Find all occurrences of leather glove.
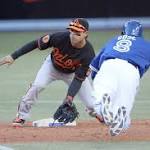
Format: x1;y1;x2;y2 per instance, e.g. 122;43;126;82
53;98;79;124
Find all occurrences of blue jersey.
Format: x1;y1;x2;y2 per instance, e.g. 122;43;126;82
90;35;150;78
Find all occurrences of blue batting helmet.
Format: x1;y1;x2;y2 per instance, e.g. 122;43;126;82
122;20;143;37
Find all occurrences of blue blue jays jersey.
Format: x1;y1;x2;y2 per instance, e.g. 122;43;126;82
90;35;150;78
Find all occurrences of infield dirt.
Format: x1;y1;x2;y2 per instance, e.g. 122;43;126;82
0;119;150;143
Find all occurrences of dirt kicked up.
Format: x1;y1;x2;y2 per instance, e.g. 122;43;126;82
0;120;150;143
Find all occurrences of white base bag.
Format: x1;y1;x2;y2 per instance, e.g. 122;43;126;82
32;117;77;127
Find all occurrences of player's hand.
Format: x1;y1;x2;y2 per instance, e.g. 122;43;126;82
53;99;79;124
0;55;15;66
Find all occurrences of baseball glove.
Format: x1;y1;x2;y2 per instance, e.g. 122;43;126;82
53;101;79;124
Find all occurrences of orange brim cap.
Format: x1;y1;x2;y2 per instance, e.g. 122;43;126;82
67;26;85;32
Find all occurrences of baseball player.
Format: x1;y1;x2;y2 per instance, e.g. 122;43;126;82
90;20;150;136
0;18;95;126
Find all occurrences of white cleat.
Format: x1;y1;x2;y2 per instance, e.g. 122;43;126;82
101;94;113;126
109;106;127;136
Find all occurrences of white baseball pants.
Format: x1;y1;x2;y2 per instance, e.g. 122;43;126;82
93;58;140;128
17;55;94;119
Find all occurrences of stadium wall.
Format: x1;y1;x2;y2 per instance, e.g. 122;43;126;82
0;17;150;32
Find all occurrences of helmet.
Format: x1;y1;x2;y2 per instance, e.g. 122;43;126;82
122;20;143;37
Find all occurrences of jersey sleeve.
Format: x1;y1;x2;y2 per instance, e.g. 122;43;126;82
11;40;38;60
89;48;104;79
37;32;67;50
38;33;59;50
37;34;51;50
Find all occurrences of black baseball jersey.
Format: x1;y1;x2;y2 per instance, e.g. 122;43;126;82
38;31;95;80
11;31;95;98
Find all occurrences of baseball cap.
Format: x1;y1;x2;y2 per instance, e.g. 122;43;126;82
67;18;89;32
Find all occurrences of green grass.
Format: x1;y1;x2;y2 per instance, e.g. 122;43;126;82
0;30;150;149
2;141;150;150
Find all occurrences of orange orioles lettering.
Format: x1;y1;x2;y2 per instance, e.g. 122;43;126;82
52;48;80;70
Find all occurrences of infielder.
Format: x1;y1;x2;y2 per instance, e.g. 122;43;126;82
90;20;150;136
0;18;95;126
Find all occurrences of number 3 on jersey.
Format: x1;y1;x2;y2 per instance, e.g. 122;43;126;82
113;39;132;52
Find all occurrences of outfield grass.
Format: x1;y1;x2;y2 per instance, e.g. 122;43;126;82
1;141;150;150
0;30;150;149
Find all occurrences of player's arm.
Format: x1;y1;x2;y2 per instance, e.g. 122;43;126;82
66;47;95;100
0;34;52;66
89;48;104;79
89;55;100;80
0;40;38;66
11;40;38;59
53;67;87;124
65;68;87;102
65;78;82;101
11;33;53;59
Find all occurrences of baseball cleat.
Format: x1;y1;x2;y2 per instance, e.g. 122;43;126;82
109;106;127;136
101;94;113;125
86;108;104;123
12;117;25;127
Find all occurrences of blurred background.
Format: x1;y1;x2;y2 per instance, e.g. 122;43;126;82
0;0;150;31
0;0;150;19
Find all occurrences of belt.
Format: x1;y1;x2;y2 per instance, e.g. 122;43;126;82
105;57;139;69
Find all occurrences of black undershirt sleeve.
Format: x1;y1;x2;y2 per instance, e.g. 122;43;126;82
67;78;82;98
11;40;38;60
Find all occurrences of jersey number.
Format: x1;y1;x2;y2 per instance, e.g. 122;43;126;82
113;39;132;52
